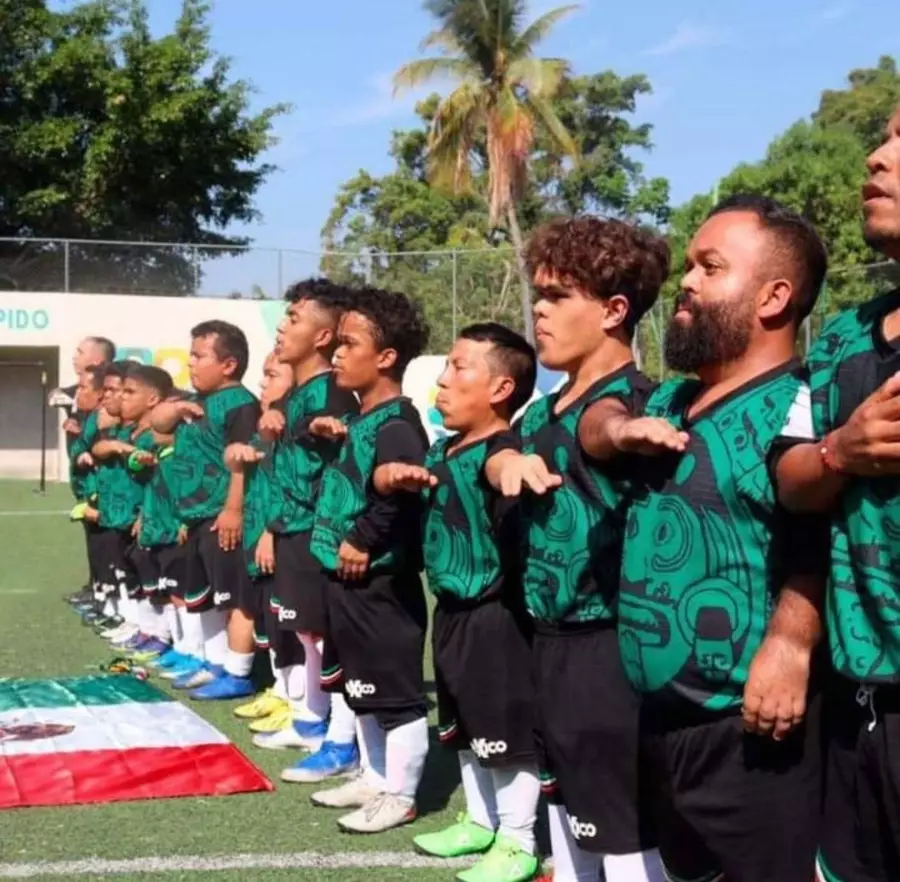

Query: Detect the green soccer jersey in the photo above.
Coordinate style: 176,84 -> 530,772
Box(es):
808,290 -> 900,683
139,447 -> 181,548
68,411 -> 100,503
422,431 -> 519,602
96,425 -> 156,531
311,397 -> 428,575
618,360 -> 810,711
269,372 -> 360,535
171,385 -> 260,526
242,435 -> 277,580
519,364 -> 654,625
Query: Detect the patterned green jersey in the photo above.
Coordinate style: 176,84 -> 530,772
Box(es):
269,373 -> 359,535
171,385 -> 260,525
422,431 -> 520,602
68,411 -> 100,502
519,364 -> 654,625
311,397 -> 428,575
619,360 -> 810,710
809,290 -> 900,683
97,425 -> 156,531
139,447 -> 181,548
242,436 -> 277,580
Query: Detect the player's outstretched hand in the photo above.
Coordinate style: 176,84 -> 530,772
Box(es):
176,401 -> 205,422
309,416 -> 348,440
255,530 -> 276,575
375,463 -> 437,494
63,418 -> 81,436
131,449 -> 157,467
742,635 -> 811,742
259,410 -> 286,443
498,453 -> 562,497
225,443 -> 263,470
76,452 -> 94,469
338,540 -> 369,581
211,508 -> 242,552
610,417 -> 689,456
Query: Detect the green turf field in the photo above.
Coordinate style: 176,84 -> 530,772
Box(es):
0,480 -> 497,881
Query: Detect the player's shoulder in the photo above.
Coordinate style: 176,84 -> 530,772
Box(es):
812,290 -> 900,361
645,376 -> 701,418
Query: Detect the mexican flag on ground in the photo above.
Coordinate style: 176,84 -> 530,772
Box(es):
0,675 -> 272,808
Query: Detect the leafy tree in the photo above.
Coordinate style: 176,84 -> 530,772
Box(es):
392,0 -> 581,341
0,0 -> 287,294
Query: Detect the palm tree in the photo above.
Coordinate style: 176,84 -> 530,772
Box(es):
394,0 -> 580,342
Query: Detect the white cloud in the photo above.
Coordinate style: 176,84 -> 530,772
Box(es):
643,22 -> 733,57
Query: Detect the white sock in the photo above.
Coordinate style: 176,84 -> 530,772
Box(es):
385,716 -> 428,802
199,608 -> 229,665
548,803 -> 603,882
493,765 -> 540,854
296,634 -> 329,722
459,750 -> 498,831
270,650 -> 288,700
224,649 -> 254,679
327,692 -> 357,745
177,607 -> 205,659
137,600 -> 169,640
603,851 -> 666,882
102,596 -> 117,618
119,588 -> 139,626
356,714 -> 387,791
164,605 -> 182,651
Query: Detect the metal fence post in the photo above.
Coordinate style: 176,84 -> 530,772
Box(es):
63,240 -> 70,292
451,250 -> 458,340
192,246 -> 200,296
276,249 -> 284,298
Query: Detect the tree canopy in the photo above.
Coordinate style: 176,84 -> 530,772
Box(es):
0,0 -> 286,294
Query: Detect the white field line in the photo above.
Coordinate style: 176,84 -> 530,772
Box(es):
0,511 -> 69,517
0,851 -> 477,878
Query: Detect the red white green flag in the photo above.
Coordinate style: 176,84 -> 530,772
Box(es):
0,676 -> 272,808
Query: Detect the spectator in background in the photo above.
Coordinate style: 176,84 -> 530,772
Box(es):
51,336 -> 117,421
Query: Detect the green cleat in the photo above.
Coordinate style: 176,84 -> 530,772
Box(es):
413,813 -> 495,858
455,835 -> 538,882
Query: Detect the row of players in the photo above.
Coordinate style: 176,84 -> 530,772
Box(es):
63,111 -> 900,882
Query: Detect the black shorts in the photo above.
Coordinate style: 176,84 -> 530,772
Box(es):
128,546 -> 160,600
642,690 -> 823,882
93,528 -> 138,598
534,623 -> 655,855
157,543 -> 187,600
325,569 -> 427,715
81,520 -> 102,585
819,675 -> 900,882
273,531 -> 328,635
434,596 -> 534,768
184,519 -> 252,612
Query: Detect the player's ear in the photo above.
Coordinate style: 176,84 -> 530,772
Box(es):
489,375 -> 515,408
314,326 -> 334,351
222,356 -> 239,379
601,294 -> 630,332
376,348 -> 398,372
758,279 -> 793,322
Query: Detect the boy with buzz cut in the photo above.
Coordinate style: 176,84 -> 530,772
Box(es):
375,322 -> 540,882
239,280 -> 361,789
152,321 -> 261,700
307,286 -> 431,835
486,217 -> 670,882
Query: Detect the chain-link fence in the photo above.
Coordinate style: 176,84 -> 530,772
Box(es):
2,236 -> 898,376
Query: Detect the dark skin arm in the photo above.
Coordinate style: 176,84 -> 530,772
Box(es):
91,438 -> 134,460
578,398 -> 689,461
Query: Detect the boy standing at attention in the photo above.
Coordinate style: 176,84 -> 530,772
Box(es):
377,323 -> 540,882
486,217 -> 670,882
153,321 -> 261,700
308,287 -> 430,834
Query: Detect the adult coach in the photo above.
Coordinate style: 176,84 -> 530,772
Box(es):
49,336 -> 116,419
777,106 -> 900,882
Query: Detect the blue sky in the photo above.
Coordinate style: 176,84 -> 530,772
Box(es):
146,0 -> 899,294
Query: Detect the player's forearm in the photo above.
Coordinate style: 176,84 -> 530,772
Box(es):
91,440 -> 131,459
150,402 -> 183,433
372,464 -> 396,496
223,471 -> 246,514
347,496 -> 402,551
767,573 -> 825,653
578,399 -> 631,461
776,440 -> 847,513
484,449 -> 520,491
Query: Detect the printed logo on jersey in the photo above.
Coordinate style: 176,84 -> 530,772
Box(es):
345,679 -> 377,699
567,814 -> 597,840
278,607 -> 297,623
470,738 -> 508,760
213,591 -> 232,606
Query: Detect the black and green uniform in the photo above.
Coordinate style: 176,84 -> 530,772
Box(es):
808,291 -> 900,882
424,430 -> 535,766
241,435 -> 277,582
96,425 -> 155,532
139,447 -> 182,550
68,411 -> 101,503
312,396 -> 429,716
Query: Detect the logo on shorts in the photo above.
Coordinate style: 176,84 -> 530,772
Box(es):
160,577 -> 178,590
278,607 -> 297,622
567,814 -> 597,841
470,738 -> 508,760
213,591 -> 232,606
345,679 -> 376,699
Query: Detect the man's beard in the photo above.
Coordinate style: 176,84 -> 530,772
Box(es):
664,296 -> 753,374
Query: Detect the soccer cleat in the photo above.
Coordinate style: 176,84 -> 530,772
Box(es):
309,769 -> 377,807
117,631 -> 151,652
109,627 -> 141,647
81,610 -> 105,626
253,718 -> 328,751
150,648 -> 189,670
66,587 -> 94,605
281,740 -> 359,784
248,706 -> 294,734
338,792 -> 417,834
413,813 -> 496,858
101,622 -> 134,640
189,673 -> 255,701
173,663 -> 223,690
92,615 -> 123,633
130,637 -> 171,663
455,835 -> 539,882
162,657 -> 207,682
234,688 -> 287,720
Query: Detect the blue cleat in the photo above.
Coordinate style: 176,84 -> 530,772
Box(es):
189,673 -> 255,701
173,663 -> 223,690
162,656 -> 206,682
252,717 -> 329,751
280,740 -> 360,784
151,648 -> 189,670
